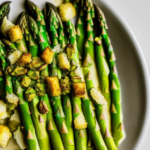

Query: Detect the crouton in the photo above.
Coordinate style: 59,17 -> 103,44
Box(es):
72,82 -> 86,98
41,47 -> 54,64
57,53 -> 70,70
8,25 -> 23,42
46,77 -> 61,96
17,52 -> 32,66
59,3 -> 76,22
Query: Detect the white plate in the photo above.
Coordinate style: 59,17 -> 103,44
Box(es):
0,0 -> 150,150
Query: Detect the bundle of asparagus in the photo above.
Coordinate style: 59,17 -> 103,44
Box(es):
0,0 -> 125,149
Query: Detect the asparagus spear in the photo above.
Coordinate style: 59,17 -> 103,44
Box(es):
43,3 -> 59,47
1,35 -> 39,150
75,2 -> 109,148
44,3 -> 75,150
27,11 -> 64,150
79,1 -> 117,149
65,20 -> 87,150
48,46 -> 74,150
76,0 -> 86,57
26,0 -> 50,50
85,70 -> 117,150
43,3 -> 76,150
19,12 -> 52,150
83,0 -> 111,133
0,39 -> 19,110
95,6 -> 125,146
0,2 -> 11,25
14,80 -> 40,150
0,40 -> 6,100
59,4 -> 87,150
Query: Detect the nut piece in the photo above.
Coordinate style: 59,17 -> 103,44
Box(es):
27,57 -> 44,70
59,3 -> 76,22
11,66 -> 28,76
28,70 -> 40,80
17,52 -> 32,67
46,77 -> 61,96
41,47 -> 54,64
72,82 -> 86,98
38,100 -> 49,114
8,25 -> 23,42
25,87 -> 36,102
21,76 -> 31,88
57,53 -> 70,70
60,76 -> 70,95
66,44 -> 75,58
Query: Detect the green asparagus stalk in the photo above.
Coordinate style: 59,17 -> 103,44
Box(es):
0,40 -> 6,100
19,12 -> 52,150
83,0 -> 112,134
76,0 -> 85,57
76,3 -> 108,147
82,96 -> 108,150
49,58 -> 74,150
0,2 -> 11,25
66,20 -> 87,150
44,3 -> 75,150
27,12 -> 64,150
95,6 -> 125,146
26,0 -> 50,50
14,80 -> 40,150
62,94 -> 75,149
43,3 -> 59,47
85,70 -> 117,150
77,1 -> 117,149
0,39 -> 19,110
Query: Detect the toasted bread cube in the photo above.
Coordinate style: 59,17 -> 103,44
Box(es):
59,3 -> 76,22
46,77 -> 61,96
57,53 -> 70,70
8,25 -> 23,42
72,82 -> 86,98
41,47 -> 54,64
17,52 -> 32,66
74,114 -> 87,129
0,125 -> 12,147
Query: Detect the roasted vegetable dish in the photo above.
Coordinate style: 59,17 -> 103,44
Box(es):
0,0 -> 125,150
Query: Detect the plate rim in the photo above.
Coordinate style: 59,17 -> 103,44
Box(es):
100,1 -> 150,149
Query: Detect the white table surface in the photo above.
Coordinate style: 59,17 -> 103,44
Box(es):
108,1 -> 150,149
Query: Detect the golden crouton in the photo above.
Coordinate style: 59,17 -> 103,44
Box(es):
72,82 -> 86,98
59,3 -> 76,22
8,25 -> 23,42
41,47 -> 54,64
57,53 -> 70,70
0,125 -> 12,147
17,52 -> 32,66
46,77 -> 61,96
